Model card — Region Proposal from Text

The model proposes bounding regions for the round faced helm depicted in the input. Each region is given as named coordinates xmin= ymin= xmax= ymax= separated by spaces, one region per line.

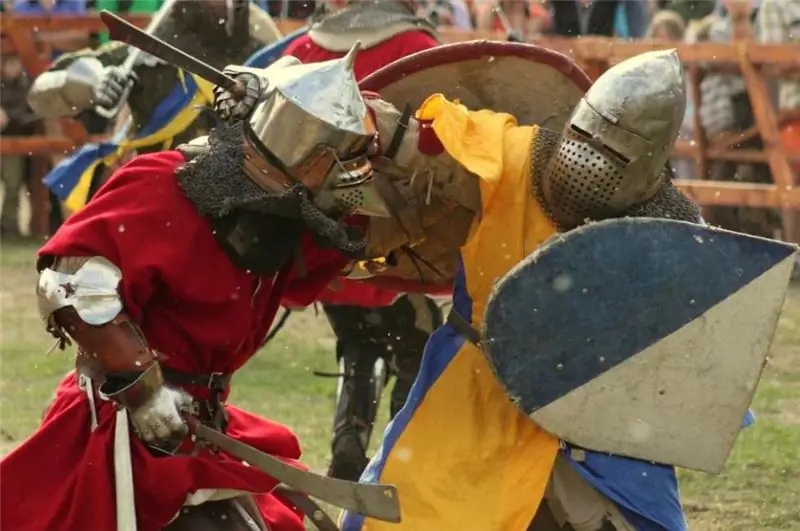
xmin=541 ymin=49 xmax=686 ymax=230
xmin=244 ymin=43 xmax=390 ymax=218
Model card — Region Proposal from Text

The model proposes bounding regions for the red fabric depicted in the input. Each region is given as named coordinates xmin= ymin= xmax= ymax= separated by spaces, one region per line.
xmin=0 ymin=151 xmax=352 ymax=531
xmin=417 ymin=118 xmax=445 ymax=155
xmin=360 ymin=90 xmax=382 ymax=100
xmin=283 ymin=30 xmax=439 ymax=82
xmin=358 ymin=275 xmax=452 ymax=296
xmin=283 ymin=26 xmax=440 ymax=309
xmin=314 ymin=279 xmax=402 ymax=307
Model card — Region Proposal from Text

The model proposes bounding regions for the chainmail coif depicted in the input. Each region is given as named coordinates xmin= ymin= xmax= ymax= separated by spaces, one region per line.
xmin=175 ymin=121 xmax=367 ymax=258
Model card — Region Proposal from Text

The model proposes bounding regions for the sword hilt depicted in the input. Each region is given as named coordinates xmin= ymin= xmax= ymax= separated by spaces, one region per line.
xmin=94 ymin=82 xmax=134 ymax=120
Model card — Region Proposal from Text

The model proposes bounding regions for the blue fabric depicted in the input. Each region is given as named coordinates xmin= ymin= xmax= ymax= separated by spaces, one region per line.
xmin=624 ymin=0 xmax=648 ymax=38
xmin=43 ymin=75 xmax=199 ymax=203
xmin=244 ymin=27 xmax=309 ymax=68
xmin=567 ymin=451 xmax=687 ymax=531
xmin=614 ymin=0 xmax=647 ymax=38
xmin=12 ymin=0 xmax=86 ymax=14
xmin=342 ymin=258 xmax=473 ymax=531
xmin=614 ymin=4 xmax=630 ymax=38
xmin=44 ymin=141 xmax=119 ymax=201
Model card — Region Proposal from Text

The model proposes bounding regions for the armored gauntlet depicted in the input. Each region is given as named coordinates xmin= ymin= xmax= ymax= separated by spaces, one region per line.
xmin=37 ymin=256 xmax=191 ymax=446
xmin=212 ymin=57 xmax=303 ymax=121
xmin=93 ymin=66 xmax=139 ymax=111
xmin=359 ymin=95 xmax=480 ymax=267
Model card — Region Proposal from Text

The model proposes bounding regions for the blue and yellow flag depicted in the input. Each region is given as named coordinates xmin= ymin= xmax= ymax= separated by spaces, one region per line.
xmin=44 ymin=72 xmax=214 ymax=212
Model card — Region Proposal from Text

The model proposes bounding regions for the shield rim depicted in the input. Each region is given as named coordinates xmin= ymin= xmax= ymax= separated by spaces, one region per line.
xmin=359 ymin=40 xmax=593 ymax=94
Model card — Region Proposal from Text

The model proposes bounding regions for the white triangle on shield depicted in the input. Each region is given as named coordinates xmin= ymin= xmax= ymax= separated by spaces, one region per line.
xmin=530 ymin=254 xmax=795 ymax=474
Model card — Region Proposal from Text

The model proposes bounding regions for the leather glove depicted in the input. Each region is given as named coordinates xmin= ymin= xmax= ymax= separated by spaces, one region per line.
xmin=93 ymin=66 xmax=138 ymax=110
xmin=129 ymin=385 xmax=193 ymax=444
xmin=213 ymin=66 xmax=266 ymax=121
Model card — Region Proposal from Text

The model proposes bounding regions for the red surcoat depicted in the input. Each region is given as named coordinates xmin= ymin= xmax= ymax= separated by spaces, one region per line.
xmin=0 ymin=151 xmax=353 ymax=531
xmin=284 ymin=28 xmax=443 ymax=308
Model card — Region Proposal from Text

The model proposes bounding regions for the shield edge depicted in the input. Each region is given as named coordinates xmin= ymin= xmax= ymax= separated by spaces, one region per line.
xmin=360 ymin=40 xmax=593 ymax=94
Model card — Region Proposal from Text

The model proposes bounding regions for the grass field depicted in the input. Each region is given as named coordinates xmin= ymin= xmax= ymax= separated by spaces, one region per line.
xmin=2 ymin=239 xmax=799 ymax=530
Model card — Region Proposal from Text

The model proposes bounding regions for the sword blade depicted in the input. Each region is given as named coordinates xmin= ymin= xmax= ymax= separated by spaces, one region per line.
xmin=100 ymin=10 xmax=245 ymax=98
xmin=193 ymin=422 xmax=401 ymax=523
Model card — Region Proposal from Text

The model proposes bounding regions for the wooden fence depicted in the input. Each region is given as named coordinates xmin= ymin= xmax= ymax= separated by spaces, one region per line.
xmin=2 ymin=14 xmax=800 ymax=238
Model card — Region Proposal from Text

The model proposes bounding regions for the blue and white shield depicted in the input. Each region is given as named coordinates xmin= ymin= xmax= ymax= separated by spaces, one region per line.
xmin=482 ymin=218 xmax=797 ymax=473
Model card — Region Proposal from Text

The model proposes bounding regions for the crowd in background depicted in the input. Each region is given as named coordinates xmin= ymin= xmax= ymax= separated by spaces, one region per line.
xmin=1 ymin=0 xmax=799 ymax=242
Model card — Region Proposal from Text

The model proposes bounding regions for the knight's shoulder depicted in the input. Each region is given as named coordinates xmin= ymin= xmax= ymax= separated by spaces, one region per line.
xmin=115 ymin=150 xmax=186 ymax=176
xmin=103 ymin=151 xmax=187 ymax=198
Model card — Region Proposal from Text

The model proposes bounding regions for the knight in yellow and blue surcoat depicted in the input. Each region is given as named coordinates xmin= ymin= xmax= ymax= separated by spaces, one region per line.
xmin=339 ymin=49 xmax=751 ymax=531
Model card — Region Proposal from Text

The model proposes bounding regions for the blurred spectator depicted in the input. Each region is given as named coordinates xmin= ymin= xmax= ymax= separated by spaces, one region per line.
xmin=758 ymin=0 xmax=800 ymax=244
xmin=474 ymin=0 xmax=551 ymax=39
xmin=421 ymin=0 xmax=473 ymax=29
xmin=0 ymin=57 xmax=36 ymax=239
xmin=266 ymin=0 xmax=316 ymax=19
xmin=646 ymin=10 xmax=690 ymax=177
xmin=546 ymin=0 xmax=646 ymax=38
xmin=450 ymin=0 xmax=474 ymax=28
xmin=582 ymin=0 xmax=638 ymax=37
xmin=698 ymin=0 xmax=780 ymax=238
xmin=661 ymin=0 xmax=716 ymax=23
xmin=613 ymin=0 xmax=649 ymax=37
xmin=645 ymin=8 xmax=686 ymax=39
xmin=548 ymin=0 xmax=582 ymax=35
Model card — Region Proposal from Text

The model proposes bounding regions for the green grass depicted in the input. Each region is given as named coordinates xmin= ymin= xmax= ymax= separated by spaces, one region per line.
xmin=2 ymin=240 xmax=799 ymax=529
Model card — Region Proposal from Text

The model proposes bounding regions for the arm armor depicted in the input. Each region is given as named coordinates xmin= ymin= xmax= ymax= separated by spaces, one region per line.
xmin=363 ymin=97 xmax=481 ymax=259
xmin=36 ymin=256 xmax=163 ymax=409
xmin=27 ymin=42 xmax=129 ymax=119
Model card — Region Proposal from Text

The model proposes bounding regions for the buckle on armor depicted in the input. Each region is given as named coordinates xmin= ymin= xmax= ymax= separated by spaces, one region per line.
xmin=207 ymin=372 xmax=228 ymax=392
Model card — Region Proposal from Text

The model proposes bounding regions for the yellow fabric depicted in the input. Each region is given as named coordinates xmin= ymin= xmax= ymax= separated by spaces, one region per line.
xmin=365 ymin=95 xmax=560 ymax=530
xmin=64 ymin=74 xmax=215 ymax=212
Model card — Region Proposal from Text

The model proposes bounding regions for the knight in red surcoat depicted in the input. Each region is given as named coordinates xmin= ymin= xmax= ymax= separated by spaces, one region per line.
xmin=0 ymin=47 xmax=391 ymax=531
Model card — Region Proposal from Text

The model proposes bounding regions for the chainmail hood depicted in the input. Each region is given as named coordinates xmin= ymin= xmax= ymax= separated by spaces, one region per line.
xmin=310 ymin=1 xmax=436 ymax=43
xmin=530 ymin=127 xmax=701 ymax=228
xmin=176 ymin=121 xmax=367 ymax=263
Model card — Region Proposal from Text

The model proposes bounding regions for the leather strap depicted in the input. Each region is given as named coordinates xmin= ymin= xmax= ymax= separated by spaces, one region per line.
xmin=384 ymin=103 xmax=412 ymax=161
xmin=446 ymin=308 xmax=482 ymax=347
xmin=162 ymin=368 xmax=232 ymax=432
xmin=274 ymin=486 xmax=339 ymax=531
xmin=162 ymin=368 xmax=232 ymax=392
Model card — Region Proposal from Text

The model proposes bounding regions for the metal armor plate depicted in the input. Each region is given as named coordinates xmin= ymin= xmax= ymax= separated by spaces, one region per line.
xmin=308 ymin=1 xmax=436 ymax=52
xmin=37 ymin=256 xmax=124 ymax=326
xmin=356 ymin=41 xmax=593 ymax=294
xmin=483 ymin=218 xmax=797 ymax=473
